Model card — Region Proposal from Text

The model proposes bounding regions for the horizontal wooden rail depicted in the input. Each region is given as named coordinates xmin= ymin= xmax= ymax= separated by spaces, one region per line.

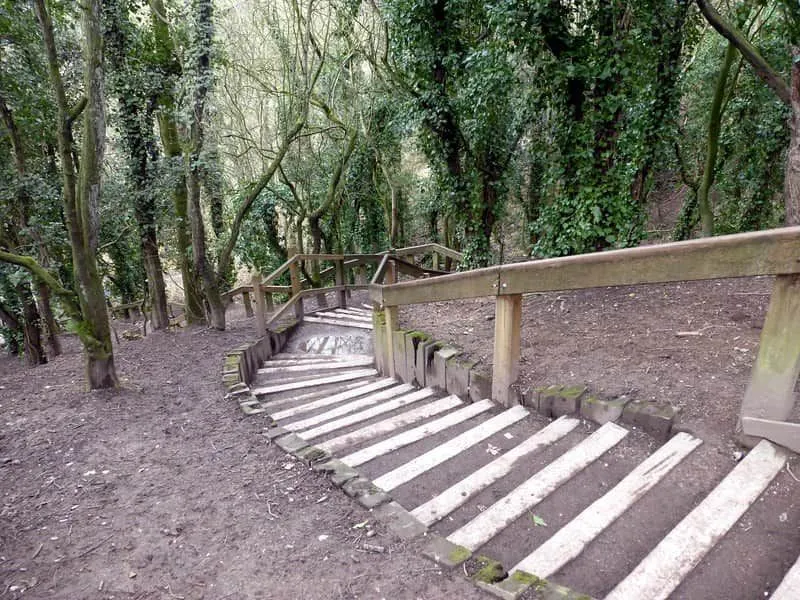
xmin=265 ymin=284 xmax=368 ymax=331
xmin=390 ymin=243 xmax=464 ymax=262
xmin=376 ymin=226 xmax=800 ymax=306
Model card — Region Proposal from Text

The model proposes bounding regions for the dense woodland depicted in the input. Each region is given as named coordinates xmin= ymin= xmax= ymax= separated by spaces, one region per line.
xmin=1 ymin=0 xmax=799 ymax=388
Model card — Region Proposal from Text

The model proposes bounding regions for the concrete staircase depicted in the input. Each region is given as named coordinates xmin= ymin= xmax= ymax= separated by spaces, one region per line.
xmin=247 ymin=307 xmax=799 ymax=600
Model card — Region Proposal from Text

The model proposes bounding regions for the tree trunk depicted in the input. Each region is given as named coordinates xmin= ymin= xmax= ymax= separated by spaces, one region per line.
xmin=34 ymin=0 xmax=118 ymax=389
xmin=141 ymin=229 xmax=169 ymax=330
xmin=75 ymin=0 xmax=118 ymax=388
xmin=0 ymin=302 xmax=22 ymax=355
xmin=18 ymin=282 xmax=47 ymax=366
xmin=786 ymin=46 xmax=800 ymax=226
xmin=698 ymin=41 xmax=738 ymax=236
xmin=36 ymin=281 xmax=61 ymax=356
xmin=150 ymin=0 xmax=205 ymax=325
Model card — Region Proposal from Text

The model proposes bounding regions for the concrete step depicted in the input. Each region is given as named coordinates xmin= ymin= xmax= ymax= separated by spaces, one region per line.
xmin=252 ymin=346 xmax=799 ymax=600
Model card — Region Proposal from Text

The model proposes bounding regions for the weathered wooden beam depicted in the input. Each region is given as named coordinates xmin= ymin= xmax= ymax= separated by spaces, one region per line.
xmin=288 ymin=247 xmax=303 ymax=320
xmin=491 ymin=294 xmax=522 ymax=406
xmin=384 ymin=304 xmax=399 ymax=379
xmin=381 ymin=266 xmax=501 ymax=306
xmin=335 ymin=260 xmax=347 ymax=308
xmin=371 ymin=254 xmax=391 ymax=285
xmin=741 ymin=418 xmax=800 ymax=453
xmin=739 ymin=273 xmax=800 ymax=446
xmin=251 ymin=273 xmax=266 ymax=338
xmin=496 ymin=226 xmax=800 ymax=295
xmin=241 ymin=290 xmax=254 ymax=318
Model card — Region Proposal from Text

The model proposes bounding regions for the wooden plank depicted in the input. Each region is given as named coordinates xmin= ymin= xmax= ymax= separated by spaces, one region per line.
xmin=341 ymin=399 xmax=493 ymax=468
xmin=381 ymin=266 xmax=501 ymax=306
xmin=257 ymin=356 xmax=374 ymax=375
xmin=282 ymin=384 xmax=415 ymax=430
xmin=742 ymin=417 xmax=800 ymax=453
xmin=324 ymin=310 xmax=373 ymax=322
xmin=271 ymin=353 xmax=371 ymax=361
xmin=372 ymin=405 xmax=529 ymax=492
xmin=303 ymin=316 xmax=373 ymax=330
xmin=772 ymin=553 xmax=800 ymax=600
xmin=377 ymin=227 xmax=800 ymax=307
xmin=268 ymin=379 xmax=396 ymax=417
xmin=241 ymin=290 xmax=254 ymax=317
xmin=318 ymin=395 xmax=464 ymax=454
xmin=491 ymin=294 xmax=522 ymax=406
xmin=297 ymin=387 xmax=437 ymax=441
xmin=411 ymin=416 xmax=580 ymax=527
xmin=447 ymin=422 xmax=629 ymax=552
xmin=255 ymin=379 xmax=379 ymax=409
xmin=249 ymin=369 xmax=377 ymax=396
xmin=511 ymin=432 xmax=702 ymax=580
xmin=606 ymin=440 xmax=787 ymax=600
xmin=740 ymin=273 xmax=800 ymax=445
xmin=497 ymin=226 xmax=800 ymax=296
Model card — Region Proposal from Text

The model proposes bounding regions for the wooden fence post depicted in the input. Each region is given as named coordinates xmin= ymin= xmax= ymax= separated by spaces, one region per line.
xmin=384 ymin=304 xmax=398 ymax=378
xmin=251 ymin=273 xmax=267 ymax=338
xmin=335 ymin=259 xmax=347 ymax=308
xmin=265 ymin=292 xmax=274 ymax=313
xmin=241 ymin=290 xmax=254 ymax=317
xmin=739 ymin=273 xmax=800 ymax=449
xmin=288 ymin=247 xmax=304 ymax=320
xmin=491 ymin=293 xmax=522 ymax=406
xmin=432 ymin=251 xmax=440 ymax=271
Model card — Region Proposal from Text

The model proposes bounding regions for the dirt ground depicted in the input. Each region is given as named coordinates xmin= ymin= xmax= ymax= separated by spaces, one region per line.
xmin=0 ymin=307 xmax=485 ymax=600
xmin=1 ymin=276 xmax=798 ymax=600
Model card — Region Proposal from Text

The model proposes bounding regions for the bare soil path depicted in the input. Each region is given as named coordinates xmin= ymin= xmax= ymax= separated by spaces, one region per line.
xmin=0 ymin=307 xmax=483 ymax=600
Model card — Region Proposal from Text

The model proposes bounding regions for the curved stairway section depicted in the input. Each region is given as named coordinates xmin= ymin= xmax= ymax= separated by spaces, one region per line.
xmin=245 ymin=306 xmax=799 ymax=600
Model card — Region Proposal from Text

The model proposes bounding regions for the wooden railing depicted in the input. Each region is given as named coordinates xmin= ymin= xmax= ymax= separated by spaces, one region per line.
xmin=225 ymin=243 xmax=463 ymax=336
xmin=369 ymin=227 xmax=800 ymax=452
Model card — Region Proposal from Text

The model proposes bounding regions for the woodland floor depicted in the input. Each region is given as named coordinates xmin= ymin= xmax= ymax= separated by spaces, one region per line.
xmin=0 ymin=278 xmax=798 ymax=599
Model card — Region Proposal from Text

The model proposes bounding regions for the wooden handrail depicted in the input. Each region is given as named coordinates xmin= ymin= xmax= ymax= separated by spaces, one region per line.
xmin=377 ymin=226 xmax=800 ymax=306
xmin=265 ymin=284 xmax=369 ymax=330
xmin=368 ymin=226 xmax=800 ymax=451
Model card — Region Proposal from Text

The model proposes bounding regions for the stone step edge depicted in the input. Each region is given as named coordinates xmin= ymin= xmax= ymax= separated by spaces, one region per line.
xmin=264 ymin=427 xmax=429 ymax=540
xmin=422 ymin=534 xmax=595 ymax=600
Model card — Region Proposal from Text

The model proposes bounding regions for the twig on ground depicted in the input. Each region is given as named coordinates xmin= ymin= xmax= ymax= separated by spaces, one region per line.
xmin=31 ymin=542 xmax=43 ymax=559
xmin=74 ymin=534 xmax=113 ymax=560
xmin=787 ymin=463 xmax=799 ymax=483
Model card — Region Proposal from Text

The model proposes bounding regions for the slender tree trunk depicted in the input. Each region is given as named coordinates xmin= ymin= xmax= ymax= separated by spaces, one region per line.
xmin=18 ymin=282 xmax=46 ymax=365
xmin=150 ymin=0 xmax=205 ymax=325
xmin=36 ymin=281 xmax=61 ymax=356
xmin=0 ymin=302 xmax=22 ymax=355
xmin=697 ymin=42 xmax=738 ymax=236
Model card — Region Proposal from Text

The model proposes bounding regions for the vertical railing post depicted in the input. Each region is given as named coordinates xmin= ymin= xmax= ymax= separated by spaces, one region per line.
xmin=491 ymin=293 xmax=522 ymax=406
xmin=265 ymin=291 xmax=274 ymax=313
xmin=241 ymin=290 xmax=254 ymax=318
xmin=432 ymin=251 xmax=440 ymax=271
xmin=739 ymin=273 xmax=800 ymax=446
xmin=251 ymin=273 xmax=267 ymax=338
xmin=288 ymin=247 xmax=303 ymax=320
xmin=335 ymin=258 xmax=347 ymax=307
xmin=384 ymin=304 xmax=398 ymax=378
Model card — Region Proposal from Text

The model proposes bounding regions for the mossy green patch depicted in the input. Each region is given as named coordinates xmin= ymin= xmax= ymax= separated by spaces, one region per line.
xmin=472 ymin=556 xmax=507 ymax=585
xmin=559 ymin=385 xmax=587 ymax=401
xmin=511 ymin=570 xmax=546 ymax=589
xmin=447 ymin=544 xmax=472 ymax=565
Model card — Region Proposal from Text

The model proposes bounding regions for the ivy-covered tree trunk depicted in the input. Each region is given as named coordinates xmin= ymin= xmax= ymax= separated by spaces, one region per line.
xmin=104 ymin=0 xmax=170 ymax=331
xmin=697 ymin=41 xmax=738 ymax=237
xmin=17 ymin=282 xmax=46 ymax=366
xmin=150 ymin=0 xmax=205 ymax=325
xmin=0 ymin=301 xmax=22 ymax=355
xmin=187 ymin=0 xmax=226 ymax=330
xmin=34 ymin=0 xmax=118 ymax=388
